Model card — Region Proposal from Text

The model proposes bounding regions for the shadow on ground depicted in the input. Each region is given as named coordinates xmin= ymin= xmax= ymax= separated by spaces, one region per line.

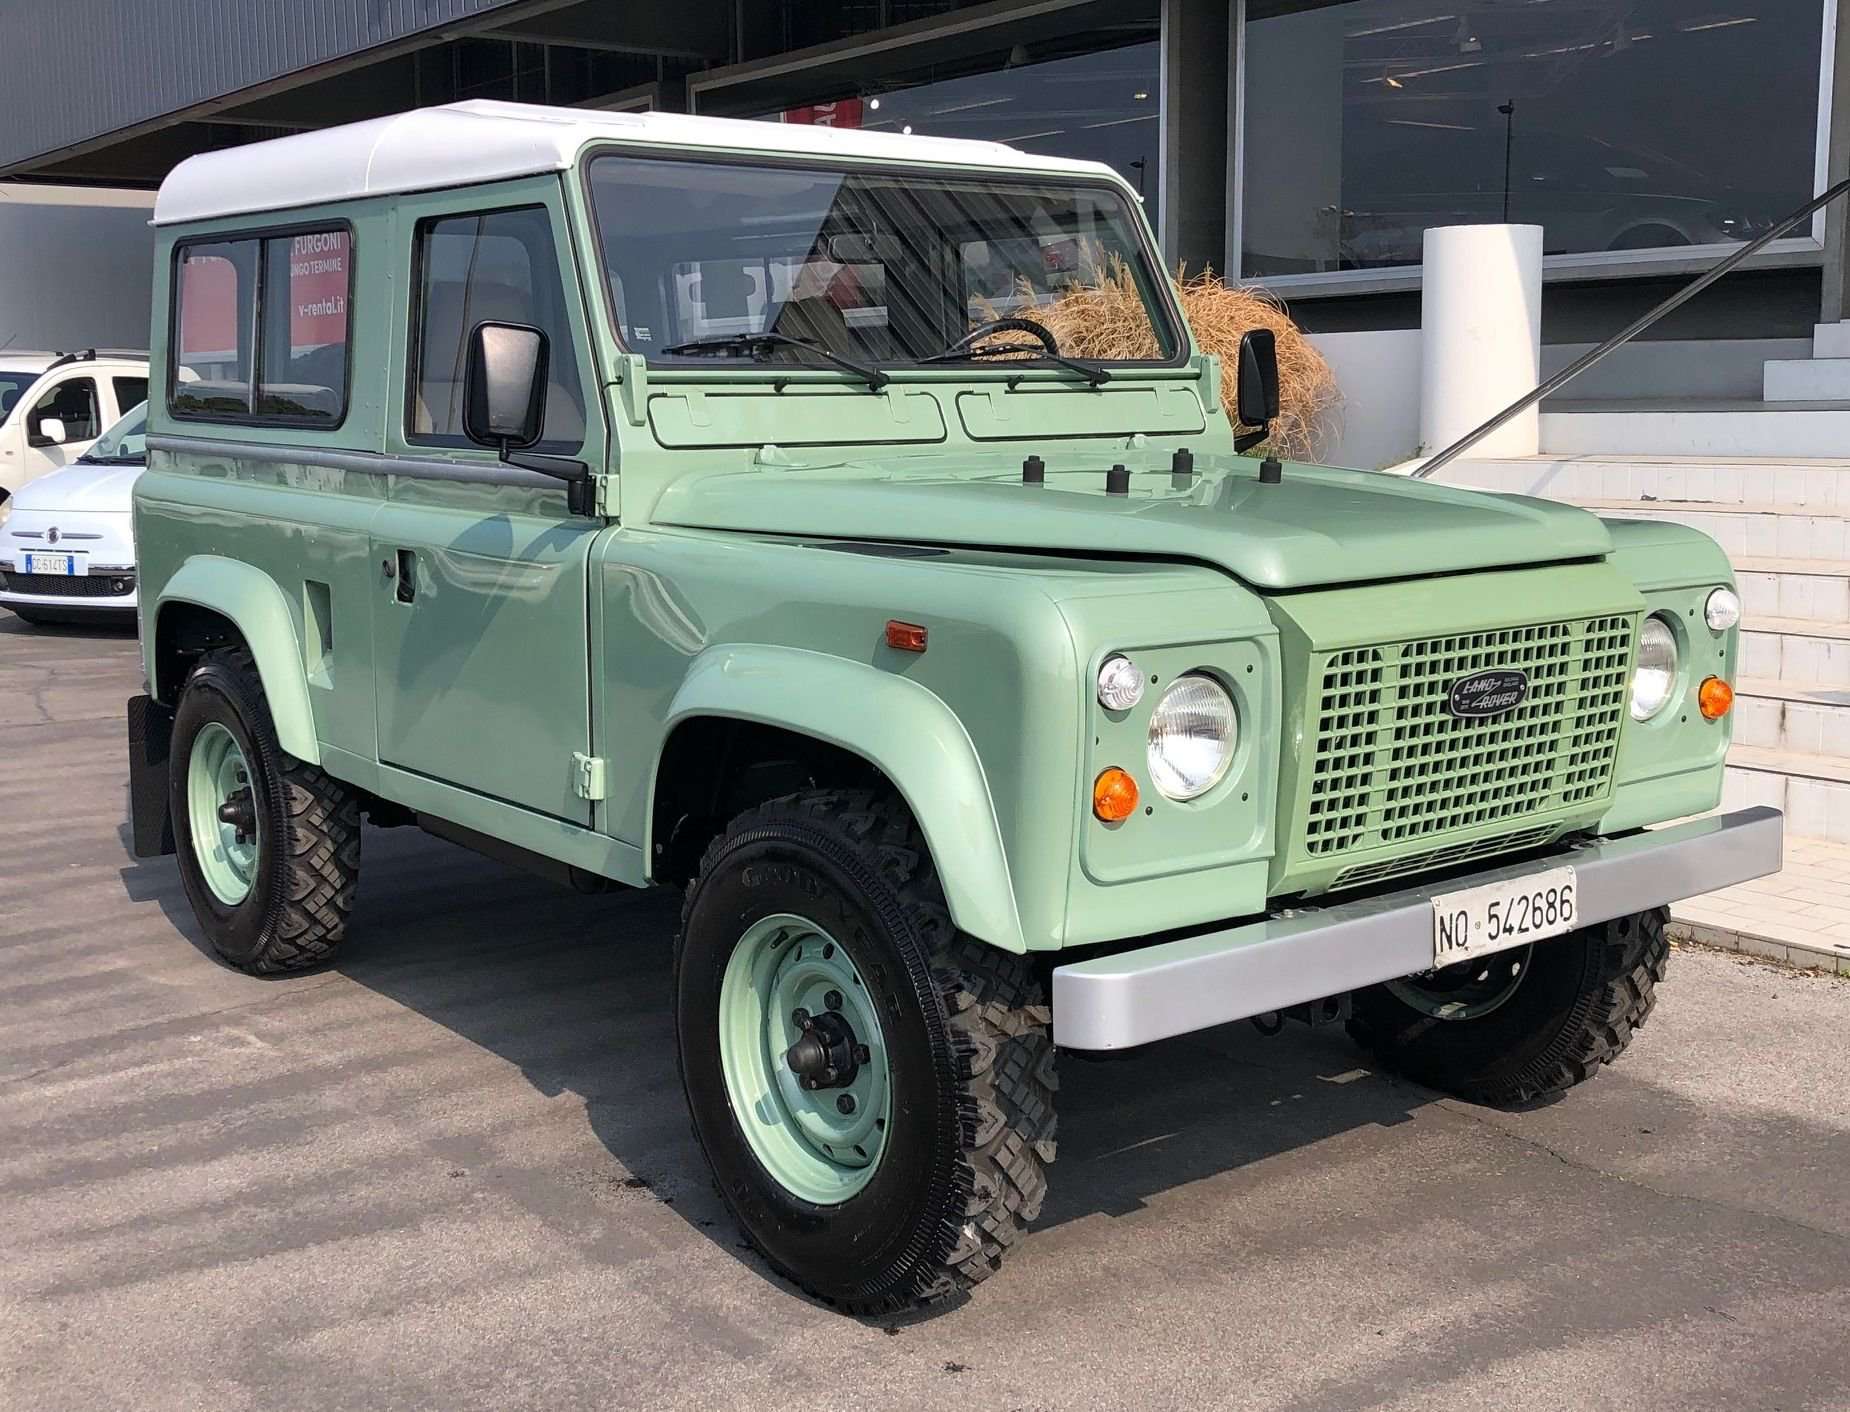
xmin=121 ymin=819 xmax=1438 ymax=1315
xmin=0 ymin=608 xmax=137 ymax=638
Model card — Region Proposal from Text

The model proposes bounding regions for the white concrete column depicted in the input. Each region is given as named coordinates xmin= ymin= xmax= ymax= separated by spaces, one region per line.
xmin=1419 ymin=223 xmax=1544 ymax=459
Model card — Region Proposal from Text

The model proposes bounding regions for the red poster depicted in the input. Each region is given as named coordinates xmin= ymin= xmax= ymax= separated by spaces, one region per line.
xmin=178 ymin=255 xmax=237 ymax=359
xmin=784 ymin=98 xmax=863 ymax=128
xmin=288 ymin=230 xmax=348 ymax=350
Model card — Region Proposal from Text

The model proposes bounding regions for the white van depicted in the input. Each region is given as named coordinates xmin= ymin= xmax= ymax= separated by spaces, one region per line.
xmin=0 ymin=350 xmax=150 ymax=507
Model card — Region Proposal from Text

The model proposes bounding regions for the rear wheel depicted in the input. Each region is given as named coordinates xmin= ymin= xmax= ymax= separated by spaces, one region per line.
xmin=169 ymin=648 xmax=362 ymax=973
xmin=1348 ymin=908 xmax=1669 ymax=1107
xmin=676 ymin=789 xmax=1057 ymax=1312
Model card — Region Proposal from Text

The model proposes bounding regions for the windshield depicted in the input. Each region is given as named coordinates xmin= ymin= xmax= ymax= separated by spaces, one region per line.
xmin=79 ymin=401 xmax=148 ymax=464
xmin=586 ymin=153 xmax=1180 ymax=369
xmin=0 ymin=371 xmax=40 ymax=426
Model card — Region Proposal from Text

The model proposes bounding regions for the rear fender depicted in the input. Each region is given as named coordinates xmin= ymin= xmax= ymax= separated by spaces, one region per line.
xmin=153 ymin=555 xmax=319 ymax=764
xmin=656 ymin=644 xmax=1025 ymax=953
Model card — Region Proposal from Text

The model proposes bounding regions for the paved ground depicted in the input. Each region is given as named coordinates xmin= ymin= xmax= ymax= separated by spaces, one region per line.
xmin=3 ymin=611 xmax=1849 ymax=1412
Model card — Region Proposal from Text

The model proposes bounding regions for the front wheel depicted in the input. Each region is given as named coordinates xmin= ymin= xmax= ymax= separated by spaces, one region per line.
xmin=1347 ymin=908 xmax=1669 ymax=1107
xmin=676 ymin=789 xmax=1057 ymax=1313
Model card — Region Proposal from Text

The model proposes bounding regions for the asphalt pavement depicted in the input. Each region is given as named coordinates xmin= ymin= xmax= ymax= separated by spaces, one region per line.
xmin=3 ymin=610 xmax=1848 ymax=1412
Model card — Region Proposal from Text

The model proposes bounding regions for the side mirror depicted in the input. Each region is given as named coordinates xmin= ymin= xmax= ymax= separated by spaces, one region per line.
xmin=463 ymin=321 xmax=548 ymax=453
xmin=33 ymin=416 xmax=68 ymax=447
xmin=1236 ymin=329 xmax=1280 ymax=432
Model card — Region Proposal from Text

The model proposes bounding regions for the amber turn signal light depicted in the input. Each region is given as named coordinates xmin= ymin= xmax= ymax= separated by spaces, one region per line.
xmin=1093 ymin=767 xmax=1140 ymax=822
xmin=885 ymin=620 xmax=928 ymax=653
xmin=1698 ymin=676 xmax=1734 ymax=721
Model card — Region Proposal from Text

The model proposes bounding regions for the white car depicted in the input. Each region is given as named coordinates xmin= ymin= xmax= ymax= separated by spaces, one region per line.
xmin=0 ymin=400 xmax=145 ymax=625
xmin=0 ymin=349 xmax=150 ymax=506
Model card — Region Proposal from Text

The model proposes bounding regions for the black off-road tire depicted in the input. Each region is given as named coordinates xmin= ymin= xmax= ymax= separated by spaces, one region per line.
xmin=1347 ymin=907 xmax=1669 ymax=1107
xmin=676 ymin=789 xmax=1057 ymax=1313
xmin=169 ymin=647 xmax=362 ymax=973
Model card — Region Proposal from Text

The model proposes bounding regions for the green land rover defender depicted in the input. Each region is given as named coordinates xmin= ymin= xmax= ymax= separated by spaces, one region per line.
xmin=126 ymin=100 xmax=1781 ymax=1312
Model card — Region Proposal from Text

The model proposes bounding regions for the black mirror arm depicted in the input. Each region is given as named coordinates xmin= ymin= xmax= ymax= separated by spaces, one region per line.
xmin=502 ymin=447 xmax=588 ymax=480
xmin=500 ymin=446 xmax=597 ymax=516
xmin=1233 ymin=426 xmax=1269 ymax=455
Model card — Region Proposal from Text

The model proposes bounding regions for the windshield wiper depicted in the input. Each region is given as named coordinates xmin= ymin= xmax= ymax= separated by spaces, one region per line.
xmin=659 ymin=332 xmax=889 ymax=392
xmin=921 ymin=344 xmax=1111 ymax=387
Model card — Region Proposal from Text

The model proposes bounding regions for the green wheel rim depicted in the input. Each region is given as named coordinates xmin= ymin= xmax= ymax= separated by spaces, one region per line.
xmin=186 ymin=721 xmax=259 ymax=906
xmin=717 ymin=913 xmax=891 ymax=1205
xmin=1385 ymin=944 xmax=1534 ymax=1021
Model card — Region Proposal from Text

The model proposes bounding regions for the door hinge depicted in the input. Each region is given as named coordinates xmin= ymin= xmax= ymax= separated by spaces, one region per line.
xmin=572 ymin=752 xmax=607 ymax=802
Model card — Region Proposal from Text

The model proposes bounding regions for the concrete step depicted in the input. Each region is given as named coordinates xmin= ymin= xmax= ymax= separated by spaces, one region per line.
xmin=1814 ymin=321 xmax=1850 ymax=359
xmin=1540 ymin=402 xmax=1850 ymax=459
xmin=1740 ymin=615 xmax=1850 ymax=688
xmin=1573 ymin=499 xmax=1850 ymax=561
xmin=1765 ymin=357 xmax=1850 ymax=402
xmin=1724 ymin=745 xmax=1850 ymax=843
xmin=1733 ymin=677 xmax=1850 ymax=759
xmin=1732 ymin=555 xmax=1850 ymax=623
xmin=1436 ymin=455 xmax=1850 ymax=509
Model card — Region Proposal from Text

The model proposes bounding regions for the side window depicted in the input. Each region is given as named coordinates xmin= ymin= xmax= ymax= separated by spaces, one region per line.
xmin=258 ymin=230 xmax=349 ymax=422
xmin=169 ymin=226 xmax=350 ymax=425
xmin=409 ymin=206 xmax=585 ymax=451
xmin=173 ymin=240 xmax=257 ymax=418
xmin=28 ymin=377 xmax=99 ymax=446
xmin=113 ymin=377 xmax=149 ymax=413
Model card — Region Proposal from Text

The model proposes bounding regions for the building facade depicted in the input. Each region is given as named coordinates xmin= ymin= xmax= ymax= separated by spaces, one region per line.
xmin=0 ymin=0 xmax=1843 ymax=360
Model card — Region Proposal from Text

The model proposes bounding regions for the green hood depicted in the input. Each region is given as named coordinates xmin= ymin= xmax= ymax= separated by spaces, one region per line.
xmin=649 ymin=455 xmax=1612 ymax=591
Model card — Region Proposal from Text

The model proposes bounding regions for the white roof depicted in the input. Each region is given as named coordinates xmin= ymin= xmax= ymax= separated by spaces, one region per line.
xmin=153 ymin=99 xmax=1123 ymax=227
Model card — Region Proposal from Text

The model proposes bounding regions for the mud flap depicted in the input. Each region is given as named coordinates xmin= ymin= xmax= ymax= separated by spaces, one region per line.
xmin=127 ymin=693 xmax=176 ymax=858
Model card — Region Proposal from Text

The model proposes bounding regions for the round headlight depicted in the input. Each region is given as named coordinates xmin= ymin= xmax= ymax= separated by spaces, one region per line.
xmin=1630 ymin=615 xmax=1679 ymax=721
xmin=1704 ymin=586 xmax=1742 ymax=632
xmin=1147 ymin=673 xmax=1237 ymax=800
xmin=1096 ymin=654 xmax=1145 ymax=711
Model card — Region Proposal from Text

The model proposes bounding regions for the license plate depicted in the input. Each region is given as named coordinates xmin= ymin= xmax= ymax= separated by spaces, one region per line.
xmin=19 ymin=550 xmax=85 ymax=576
xmin=1431 ymin=866 xmax=1577 ymax=969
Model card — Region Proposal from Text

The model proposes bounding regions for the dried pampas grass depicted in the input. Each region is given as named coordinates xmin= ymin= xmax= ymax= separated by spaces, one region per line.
xmin=1008 ymin=263 xmax=1341 ymax=462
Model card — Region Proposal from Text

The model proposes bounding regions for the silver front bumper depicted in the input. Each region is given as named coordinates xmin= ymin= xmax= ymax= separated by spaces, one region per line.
xmin=1052 ymin=807 xmax=1784 ymax=1050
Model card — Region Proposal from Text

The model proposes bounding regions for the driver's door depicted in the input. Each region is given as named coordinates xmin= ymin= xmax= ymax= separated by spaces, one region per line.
xmin=371 ymin=187 xmax=606 ymax=826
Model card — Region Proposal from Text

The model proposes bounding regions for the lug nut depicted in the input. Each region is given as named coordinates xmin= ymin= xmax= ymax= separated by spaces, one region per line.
xmin=837 ymin=1094 xmax=856 ymax=1115
xmin=792 ymin=1008 xmax=809 ymax=1026
xmin=824 ymin=990 xmax=844 ymax=1012
xmin=854 ymin=1044 xmax=870 ymax=1064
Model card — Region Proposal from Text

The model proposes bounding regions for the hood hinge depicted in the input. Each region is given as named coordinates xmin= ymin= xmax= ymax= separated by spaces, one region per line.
xmin=572 ymin=752 xmax=607 ymax=802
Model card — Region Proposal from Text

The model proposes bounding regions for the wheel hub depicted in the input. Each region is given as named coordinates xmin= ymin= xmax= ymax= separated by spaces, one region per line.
xmin=216 ymin=785 xmax=257 ymax=844
xmin=185 ymin=721 xmax=260 ymax=906
xmin=717 ymin=913 xmax=893 ymax=1205
xmin=784 ymin=1009 xmax=862 ymax=1090
xmin=1387 ymin=944 xmax=1533 ymax=1021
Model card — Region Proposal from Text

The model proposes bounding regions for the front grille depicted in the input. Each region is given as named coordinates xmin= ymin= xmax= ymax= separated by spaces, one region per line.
xmin=1330 ymin=824 xmax=1564 ymax=890
xmin=2 ymin=570 xmax=136 ymax=599
xmin=1303 ymin=615 xmax=1632 ymax=879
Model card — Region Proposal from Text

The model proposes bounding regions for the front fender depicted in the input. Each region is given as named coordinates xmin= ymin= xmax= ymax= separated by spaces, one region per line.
xmin=153 ymin=555 xmax=319 ymax=764
xmin=656 ymin=643 xmax=1025 ymax=953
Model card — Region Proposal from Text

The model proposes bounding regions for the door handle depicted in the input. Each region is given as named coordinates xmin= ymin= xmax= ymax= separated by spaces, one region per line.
xmin=394 ymin=549 xmax=416 ymax=604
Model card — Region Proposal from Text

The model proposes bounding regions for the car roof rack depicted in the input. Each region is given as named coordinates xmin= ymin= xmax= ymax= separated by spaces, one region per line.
xmin=43 ymin=348 xmax=149 ymax=371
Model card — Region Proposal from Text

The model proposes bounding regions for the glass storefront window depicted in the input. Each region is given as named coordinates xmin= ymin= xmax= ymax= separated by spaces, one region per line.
xmin=1242 ymin=0 xmax=1828 ymax=277
xmin=771 ymin=41 xmax=1163 ymax=229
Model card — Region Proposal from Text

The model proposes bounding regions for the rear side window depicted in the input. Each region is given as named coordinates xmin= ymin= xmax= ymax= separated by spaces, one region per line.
xmin=409 ymin=207 xmax=584 ymax=452
xmin=170 ymin=226 xmax=351 ymax=426
xmin=113 ymin=377 xmax=148 ymax=413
